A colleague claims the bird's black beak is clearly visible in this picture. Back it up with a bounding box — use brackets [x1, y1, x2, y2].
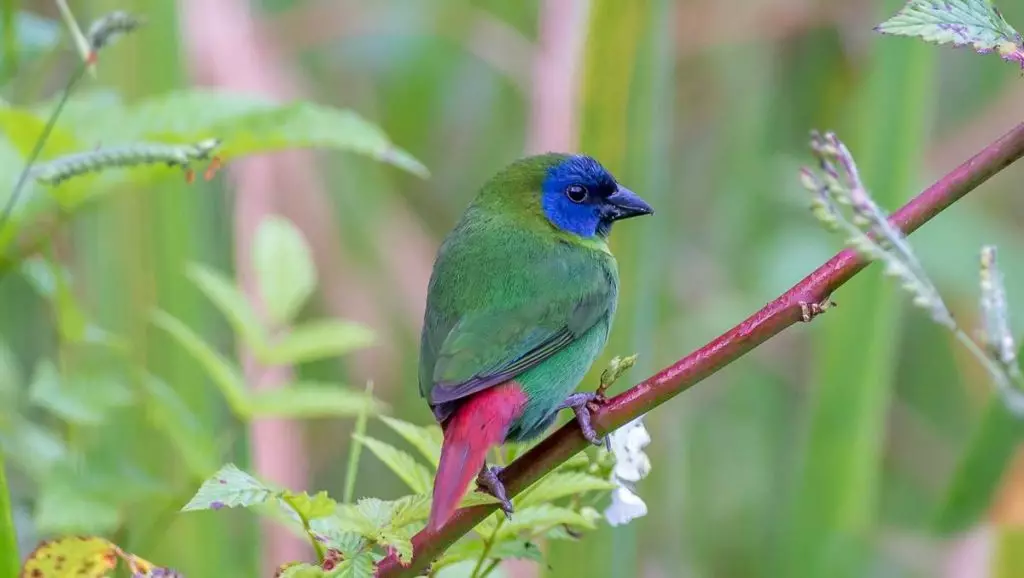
[603, 186, 654, 221]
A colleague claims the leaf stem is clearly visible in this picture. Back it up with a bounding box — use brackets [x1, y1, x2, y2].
[375, 121, 1024, 577]
[469, 517, 504, 578]
[343, 382, 373, 503]
[0, 453, 19, 578]
[0, 61, 86, 239]
[279, 494, 326, 564]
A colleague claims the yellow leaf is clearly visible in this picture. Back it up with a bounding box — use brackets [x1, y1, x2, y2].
[20, 536, 118, 578]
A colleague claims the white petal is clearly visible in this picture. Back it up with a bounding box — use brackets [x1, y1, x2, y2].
[604, 486, 648, 527]
[610, 417, 652, 483]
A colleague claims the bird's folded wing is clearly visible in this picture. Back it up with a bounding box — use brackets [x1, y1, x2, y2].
[429, 288, 611, 405]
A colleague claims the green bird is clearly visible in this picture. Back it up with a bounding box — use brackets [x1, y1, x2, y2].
[419, 153, 653, 531]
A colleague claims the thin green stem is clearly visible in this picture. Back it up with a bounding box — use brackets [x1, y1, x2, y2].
[280, 494, 326, 564]
[469, 517, 504, 578]
[0, 61, 86, 239]
[0, 453, 19, 578]
[342, 382, 373, 504]
[478, 559, 501, 578]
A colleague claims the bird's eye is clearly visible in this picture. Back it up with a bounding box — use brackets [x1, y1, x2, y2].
[565, 184, 588, 203]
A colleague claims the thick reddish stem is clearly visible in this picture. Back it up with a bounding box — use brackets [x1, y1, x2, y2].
[376, 122, 1024, 577]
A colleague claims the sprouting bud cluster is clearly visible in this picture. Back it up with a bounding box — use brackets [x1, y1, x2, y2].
[800, 130, 1024, 417]
[800, 130, 954, 329]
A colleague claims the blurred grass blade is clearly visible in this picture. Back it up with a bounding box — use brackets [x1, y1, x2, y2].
[933, 342, 1024, 533]
[784, 1, 937, 575]
[245, 383, 381, 419]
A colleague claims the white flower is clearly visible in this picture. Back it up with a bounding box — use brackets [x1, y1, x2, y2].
[603, 416, 651, 526]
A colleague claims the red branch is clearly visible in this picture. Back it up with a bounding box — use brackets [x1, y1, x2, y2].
[376, 122, 1024, 577]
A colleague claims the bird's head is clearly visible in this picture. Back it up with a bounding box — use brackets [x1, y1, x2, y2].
[477, 153, 653, 239]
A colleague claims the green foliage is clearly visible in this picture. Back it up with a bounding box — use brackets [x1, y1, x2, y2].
[181, 464, 277, 512]
[185, 415, 621, 575]
[154, 214, 382, 420]
[253, 215, 318, 325]
[876, 0, 1024, 66]
[933, 342, 1024, 533]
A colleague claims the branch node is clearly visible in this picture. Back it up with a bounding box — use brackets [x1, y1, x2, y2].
[799, 299, 836, 322]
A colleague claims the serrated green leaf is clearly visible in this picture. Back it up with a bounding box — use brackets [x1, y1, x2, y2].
[310, 525, 366, 558]
[253, 215, 317, 325]
[333, 552, 375, 578]
[150, 309, 248, 414]
[181, 463, 277, 511]
[876, 0, 1024, 66]
[279, 563, 326, 578]
[515, 472, 616, 509]
[378, 416, 442, 467]
[140, 375, 219, 477]
[378, 526, 414, 563]
[390, 494, 432, 528]
[81, 89, 427, 175]
[494, 505, 595, 539]
[282, 490, 337, 521]
[260, 319, 375, 366]
[246, 382, 381, 419]
[27, 360, 134, 425]
[185, 263, 266, 348]
[353, 435, 433, 494]
[933, 392, 1024, 532]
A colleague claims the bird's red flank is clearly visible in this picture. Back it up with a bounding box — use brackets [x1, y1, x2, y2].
[427, 382, 528, 531]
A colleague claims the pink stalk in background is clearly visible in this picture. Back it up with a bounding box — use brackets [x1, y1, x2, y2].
[179, 0, 326, 571]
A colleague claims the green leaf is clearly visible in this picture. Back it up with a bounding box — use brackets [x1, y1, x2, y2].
[353, 434, 433, 494]
[279, 564, 326, 578]
[515, 472, 616, 509]
[378, 416, 442, 467]
[876, 0, 1024, 66]
[933, 393, 1024, 533]
[333, 552, 375, 578]
[253, 215, 317, 325]
[185, 263, 266, 349]
[246, 382, 380, 419]
[140, 375, 220, 478]
[494, 505, 596, 539]
[27, 360, 134, 425]
[260, 319, 375, 366]
[151, 309, 248, 414]
[181, 463, 277, 511]
[281, 490, 337, 521]
[75, 89, 428, 177]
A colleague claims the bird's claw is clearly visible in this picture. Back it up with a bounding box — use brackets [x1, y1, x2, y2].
[476, 465, 514, 519]
[559, 392, 606, 447]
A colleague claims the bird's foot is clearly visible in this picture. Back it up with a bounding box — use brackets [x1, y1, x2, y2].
[476, 465, 514, 519]
[558, 392, 606, 447]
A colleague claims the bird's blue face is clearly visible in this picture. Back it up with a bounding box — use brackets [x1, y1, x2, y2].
[540, 155, 654, 238]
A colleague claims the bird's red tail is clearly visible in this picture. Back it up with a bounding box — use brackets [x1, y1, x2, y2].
[427, 382, 527, 532]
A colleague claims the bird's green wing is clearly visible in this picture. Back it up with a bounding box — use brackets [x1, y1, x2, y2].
[428, 286, 612, 405]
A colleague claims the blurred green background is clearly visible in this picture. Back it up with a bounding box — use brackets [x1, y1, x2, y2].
[2, 0, 1024, 577]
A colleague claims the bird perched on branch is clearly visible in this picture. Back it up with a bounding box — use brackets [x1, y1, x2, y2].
[418, 153, 653, 531]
